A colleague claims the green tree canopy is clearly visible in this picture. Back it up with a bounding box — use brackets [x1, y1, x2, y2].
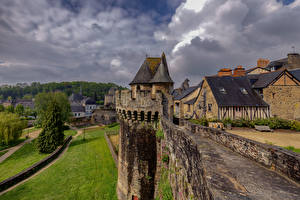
[5, 105, 14, 113]
[36, 100, 64, 153]
[0, 113, 27, 145]
[35, 92, 71, 126]
[15, 104, 24, 116]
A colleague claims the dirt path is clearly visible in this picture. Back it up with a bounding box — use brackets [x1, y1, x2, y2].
[0, 129, 42, 163]
[227, 128, 300, 148]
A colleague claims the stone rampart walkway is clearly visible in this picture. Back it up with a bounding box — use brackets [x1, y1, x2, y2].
[190, 132, 300, 200]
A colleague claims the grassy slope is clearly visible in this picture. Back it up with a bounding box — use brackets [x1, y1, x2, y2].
[0, 139, 49, 182]
[0, 126, 118, 200]
[0, 130, 77, 182]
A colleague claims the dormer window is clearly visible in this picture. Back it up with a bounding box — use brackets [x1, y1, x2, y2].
[219, 87, 226, 94]
[240, 88, 248, 95]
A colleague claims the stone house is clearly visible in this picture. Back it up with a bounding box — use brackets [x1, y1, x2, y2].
[104, 87, 117, 107]
[69, 92, 97, 118]
[265, 53, 300, 71]
[173, 79, 201, 119]
[246, 58, 270, 75]
[193, 73, 270, 120]
[70, 103, 85, 118]
[248, 69, 300, 120]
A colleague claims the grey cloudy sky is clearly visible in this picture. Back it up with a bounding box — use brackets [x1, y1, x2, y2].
[0, 0, 299, 87]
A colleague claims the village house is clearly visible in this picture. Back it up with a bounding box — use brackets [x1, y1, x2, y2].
[172, 79, 200, 119]
[265, 53, 300, 71]
[246, 58, 270, 75]
[247, 69, 300, 120]
[193, 67, 270, 120]
[69, 91, 97, 118]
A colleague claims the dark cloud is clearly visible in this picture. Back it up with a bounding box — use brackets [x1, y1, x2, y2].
[0, 0, 300, 87]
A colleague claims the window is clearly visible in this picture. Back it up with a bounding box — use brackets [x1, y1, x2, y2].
[188, 104, 191, 112]
[208, 104, 212, 112]
[219, 87, 226, 94]
[240, 88, 248, 95]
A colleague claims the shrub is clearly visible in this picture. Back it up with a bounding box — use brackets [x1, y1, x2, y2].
[107, 122, 119, 128]
[290, 120, 300, 131]
[156, 129, 164, 139]
[189, 117, 208, 126]
[162, 154, 169, 163]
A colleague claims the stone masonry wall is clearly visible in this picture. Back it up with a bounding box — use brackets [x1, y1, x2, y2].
[184, 120, 300, 184]
[117, 120, 157, 200]
[263, 85, 300, 120]
[161, 118, 213, 200]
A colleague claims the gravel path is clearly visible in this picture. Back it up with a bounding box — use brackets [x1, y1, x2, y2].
[227, 127, 300, 148]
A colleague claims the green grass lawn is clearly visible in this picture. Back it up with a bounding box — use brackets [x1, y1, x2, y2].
[0, 139, 49, 182]
[64, 129, 77, 137]
[0, 126, 119, 200]
[284, 146, 300, 154]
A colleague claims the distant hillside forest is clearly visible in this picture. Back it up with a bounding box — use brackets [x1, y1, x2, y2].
[0, 81, 125, 101]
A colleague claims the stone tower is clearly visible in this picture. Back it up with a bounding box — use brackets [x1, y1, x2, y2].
[116, 53, 174, 200]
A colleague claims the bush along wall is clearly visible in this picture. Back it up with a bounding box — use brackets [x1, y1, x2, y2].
[190, 117, 300, 131]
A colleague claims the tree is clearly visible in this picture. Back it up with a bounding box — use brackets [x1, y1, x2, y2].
[36, 100, 64, 153]
[35, 92, 71, 126]
[6, 105, 14, 113]
[0, 112, 27, 145]
[0, 105, 4, 112]
[15, 104, 24, 116]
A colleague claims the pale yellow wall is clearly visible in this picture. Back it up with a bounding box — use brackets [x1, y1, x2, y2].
[248, 68, 269, 75]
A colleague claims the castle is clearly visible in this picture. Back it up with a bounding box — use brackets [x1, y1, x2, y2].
[115, 53, 300, 200]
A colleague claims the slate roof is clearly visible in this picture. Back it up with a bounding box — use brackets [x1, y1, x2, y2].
[71, 103, 85, 112]
[289, 69, 300, 81]
[174, 86, 198, 100]
[206, 76, 268, 107]
[130, 53, 173, 85]
[84, 97, 96, 105]
[69, 93, 84, 102]
[184, 97, 197, 105]
[265, 58, 288, 71]
[251, 70, 283, 89]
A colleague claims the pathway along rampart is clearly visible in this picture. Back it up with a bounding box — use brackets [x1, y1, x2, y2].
[183, 120, 300, 184]
[160, 117, 300, 200]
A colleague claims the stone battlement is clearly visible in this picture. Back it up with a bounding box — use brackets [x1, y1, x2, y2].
[115, 89, 163, 123]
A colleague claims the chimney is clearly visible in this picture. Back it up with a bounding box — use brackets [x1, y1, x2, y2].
[218, 68, 232, 77]
[287, 53, 300, 70]
[257, 58, 270, 68]
[233, 65, 246, 77]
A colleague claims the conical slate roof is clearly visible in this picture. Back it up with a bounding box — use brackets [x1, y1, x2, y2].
[130, 52, 173, 85]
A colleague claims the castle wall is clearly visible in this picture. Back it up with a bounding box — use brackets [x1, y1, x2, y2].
[117, 120, 157, 200]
